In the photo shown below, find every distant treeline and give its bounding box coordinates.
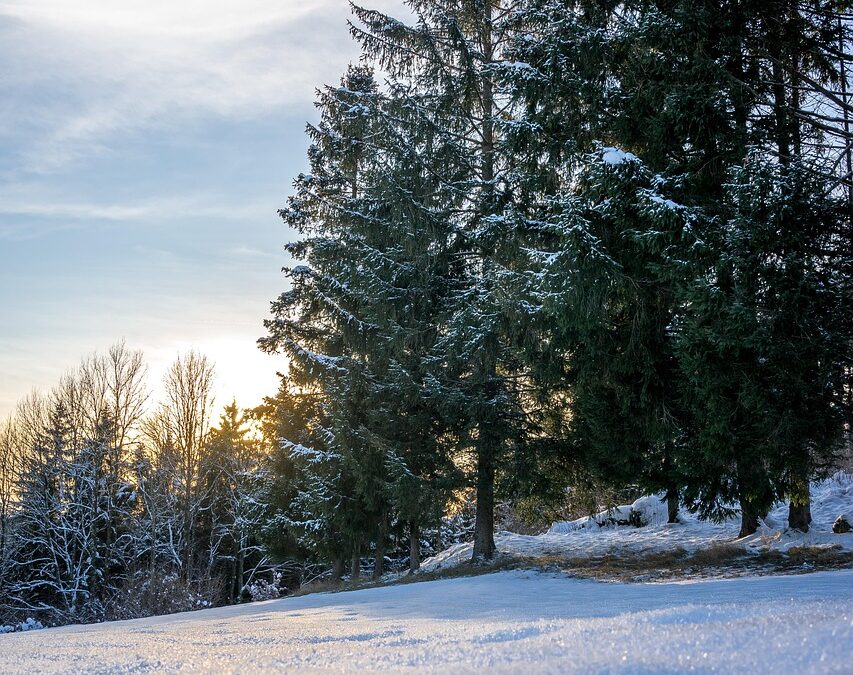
[0,344,283,625]
[0,344,472,627]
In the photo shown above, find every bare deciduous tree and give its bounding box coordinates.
[150,352,216,577]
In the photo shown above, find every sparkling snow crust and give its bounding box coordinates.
[1,569,851,673]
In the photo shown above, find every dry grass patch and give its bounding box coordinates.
[280,543,853,600]
[687,543,747,567]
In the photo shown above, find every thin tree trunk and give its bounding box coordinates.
[472,0,497,563]
[772,53,792,167]
[373,537,385,580]
[350,547,360,580]
[183,493,193,581]
[409,521,420,573]
[236,542,245,602]
[473,437,496,559]
[473,350,497,560]
[839,17,853,216]
[229,558,237,604]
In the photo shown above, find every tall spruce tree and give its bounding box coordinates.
[261,65,387,573]
[676,157,850,534]
[351,0,534,560]
[501,0,753,518]
[262,58,465,573]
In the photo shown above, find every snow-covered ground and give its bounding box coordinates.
[2,474,849,672]
[423,472,853,572]
[1,569,850,673]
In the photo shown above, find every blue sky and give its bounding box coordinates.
[0,0,403,417]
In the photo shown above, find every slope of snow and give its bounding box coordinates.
[1,570,850,673]
[423,473,853,572]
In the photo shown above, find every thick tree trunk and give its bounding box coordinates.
[666,486,679,524]
[738,496,761,538]
[788,501,811,532]
[409,521,420,573]
[788,472,812,532]
[331,558,344,581]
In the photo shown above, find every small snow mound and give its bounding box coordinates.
[419,540,471,573]
[809,471,853,526]
[630,494,670,527]
[548,505,634,534]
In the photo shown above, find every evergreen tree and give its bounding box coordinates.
[202,402,264,602]
[501,0,753,517]
[351,0,534,560]
[676,157,851,534]
[526,145,702,519]
[261,65,394,572]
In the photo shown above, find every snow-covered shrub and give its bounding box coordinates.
[106,569,223,621]
[0,618,44,633]
[247,573,282,602]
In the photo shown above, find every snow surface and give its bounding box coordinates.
[601,147,639,165]
[1,570,850,673]
[423,473,853,572]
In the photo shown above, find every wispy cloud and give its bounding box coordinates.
[0,0,407,418]
[1,0,403,174]
[0,196,268,223]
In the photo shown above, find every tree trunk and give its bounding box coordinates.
[350,549,360,580]
[183,494,193,581]
[839,17,853,216]
[738,496,761,538]
[228,558,237,604]
[666,486,679,524]
[771,49,791,167]
[373,537,385,580]
[409,521,420,573]
[788,501,811,532]
[471,0,498,564]
[473,441,496,560]
[236,544,245,602]
[788,473,812,532]
[331,558,344,581]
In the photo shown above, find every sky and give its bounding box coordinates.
[0,0,405,418]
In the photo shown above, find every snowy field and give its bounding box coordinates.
[423,472,853,572]
[1,569,851,673]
